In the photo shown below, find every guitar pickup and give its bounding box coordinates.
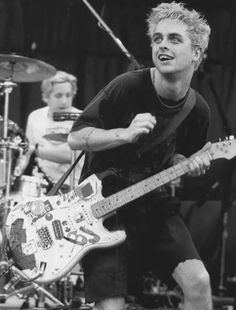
[37,226,53,250]
[52,220,64,240]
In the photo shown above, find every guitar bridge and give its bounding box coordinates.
[37,226,53,250]
[52,220,64,240]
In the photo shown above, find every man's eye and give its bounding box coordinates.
[152,36,162,44]
[66,93,73,98]
[55,94,62,99]
[171,37,182,43]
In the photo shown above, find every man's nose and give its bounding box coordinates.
[61,95,69,102]
[159,38,169,49]
[58,99,68,107]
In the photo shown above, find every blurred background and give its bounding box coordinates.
[1,0,236,303]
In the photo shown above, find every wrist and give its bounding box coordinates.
[114,128,130,143]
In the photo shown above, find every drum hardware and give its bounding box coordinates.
[0,80,17,139]
[53,112,82,122]
[0,138,28,203]
[9,175,49,204]
[0,116,28,191]
[0,54,56,204]
[0,139,27,150]
[0,261,65,308]
[0,79,18,205]
[0,54,56,83]
[56,269,84,307]
[57,276,74,306]
[0,54,61,309]
[0,54,87,309]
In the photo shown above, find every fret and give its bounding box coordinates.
[92,160,190,218]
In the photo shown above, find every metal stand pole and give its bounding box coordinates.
[218,211,228,295]
[70,151,76,191]
[0,262,65,308]
[81,0,142,69]
[0,80,17,207]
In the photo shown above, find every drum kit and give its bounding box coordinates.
[0,54,86,309]
[0,53,57,207]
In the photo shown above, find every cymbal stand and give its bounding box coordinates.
[0,79,17,207]
[0,79,19,303]
[0,80,16,138]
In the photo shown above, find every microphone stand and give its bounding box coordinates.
[46,151,84,196]
[51,112,85,195]
[81,0,142,70]
[70,150,77,191]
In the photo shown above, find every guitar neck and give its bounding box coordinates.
[91,160,190,219]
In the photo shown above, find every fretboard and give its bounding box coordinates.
[91,160,190,219]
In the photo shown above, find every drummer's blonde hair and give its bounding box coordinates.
[41,71,77,101]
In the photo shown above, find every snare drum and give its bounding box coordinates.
[10,175,46,203]
[19,175,44,197]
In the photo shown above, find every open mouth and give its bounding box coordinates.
[58,107,69,110]
[158,54,174,62]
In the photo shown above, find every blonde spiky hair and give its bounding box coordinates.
[147,2,211,61]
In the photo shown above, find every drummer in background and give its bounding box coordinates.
[14,70,84,192]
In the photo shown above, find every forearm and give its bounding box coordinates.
[68,113,157,152]
[68,127,129,152]
[13,150,32,177]
[37,144,72,163]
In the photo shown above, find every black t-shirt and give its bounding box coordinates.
[71,68,210,195]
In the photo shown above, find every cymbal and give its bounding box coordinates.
[0,54,56,82]
[43,133,68,142]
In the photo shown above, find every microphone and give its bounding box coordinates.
[53,112,82,122]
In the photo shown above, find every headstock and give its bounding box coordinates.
[209,136,236,160]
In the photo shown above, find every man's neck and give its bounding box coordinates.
[47,108,54,119]
[151,67,193,101]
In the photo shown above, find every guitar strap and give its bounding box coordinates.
[137,87,196,157]
[47,90,196,194]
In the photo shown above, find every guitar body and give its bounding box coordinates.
[6,174,126,284]
[5,138,236,284]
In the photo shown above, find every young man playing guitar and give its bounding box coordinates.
[68,2,212,310]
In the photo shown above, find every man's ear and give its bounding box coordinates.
[193,48,201,62]
[42,95,48,105]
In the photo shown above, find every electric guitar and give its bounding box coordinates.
[5,138,236,284]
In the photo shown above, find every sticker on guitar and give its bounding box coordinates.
[5,137,236,284]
